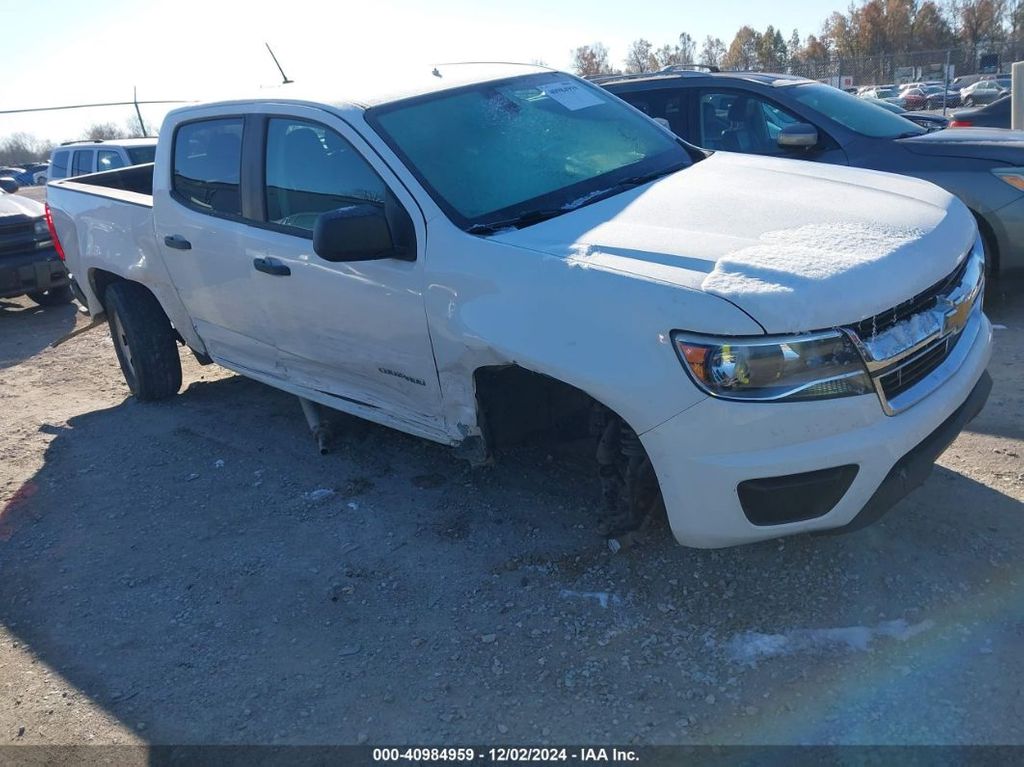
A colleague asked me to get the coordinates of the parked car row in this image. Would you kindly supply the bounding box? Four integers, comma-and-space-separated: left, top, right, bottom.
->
951, 96, 1011, 129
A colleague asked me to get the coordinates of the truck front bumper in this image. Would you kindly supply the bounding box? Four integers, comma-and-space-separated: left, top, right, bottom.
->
0, 247, 68, 299
642, 312, 993, 548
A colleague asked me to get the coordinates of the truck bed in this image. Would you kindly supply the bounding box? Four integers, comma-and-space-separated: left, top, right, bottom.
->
51, 163, 154, 207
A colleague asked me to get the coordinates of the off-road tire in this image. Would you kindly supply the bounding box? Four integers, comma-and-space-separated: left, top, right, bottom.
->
27, 285, 73, 306
105, 281, 182, 401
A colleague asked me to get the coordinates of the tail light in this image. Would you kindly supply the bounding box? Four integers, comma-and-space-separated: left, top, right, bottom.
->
949, 119, 973, 127
44, 203, 65, 261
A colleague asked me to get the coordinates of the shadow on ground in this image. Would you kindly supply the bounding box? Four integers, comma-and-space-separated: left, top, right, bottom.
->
0, 369, 1022, 744
0, 298, 78, 370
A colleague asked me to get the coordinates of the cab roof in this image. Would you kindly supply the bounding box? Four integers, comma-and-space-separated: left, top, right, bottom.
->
244, 62, 553, 111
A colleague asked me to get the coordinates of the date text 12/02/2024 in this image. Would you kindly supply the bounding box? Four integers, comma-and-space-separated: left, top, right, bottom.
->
372, 747, 640, 762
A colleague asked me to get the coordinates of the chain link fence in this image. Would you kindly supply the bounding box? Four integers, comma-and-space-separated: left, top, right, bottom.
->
788, 40, 1024, 86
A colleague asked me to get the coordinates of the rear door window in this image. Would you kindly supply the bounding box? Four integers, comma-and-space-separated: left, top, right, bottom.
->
616, 89, 692, 140
172, 118, 243, 216
50, 151, 69, 179
97, 150, 125, 172
71, 150, 94, 176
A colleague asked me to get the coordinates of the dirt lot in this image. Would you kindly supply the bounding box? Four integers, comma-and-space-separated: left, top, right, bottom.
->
0, 255, 1022, 745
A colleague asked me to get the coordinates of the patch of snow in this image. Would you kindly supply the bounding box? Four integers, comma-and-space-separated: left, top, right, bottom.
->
992, 324, 1007, 330
213, 459, 225, 469
302, 488, 335, 503
862, 309, 943, 360
702, 222, 925, 332
725, 618, 935, 664
559, 589, 621, 609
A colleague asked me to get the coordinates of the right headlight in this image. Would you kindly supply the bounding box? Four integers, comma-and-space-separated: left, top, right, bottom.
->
672, 330, 873, 402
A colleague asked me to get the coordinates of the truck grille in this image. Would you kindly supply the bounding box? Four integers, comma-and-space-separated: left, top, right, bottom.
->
0, 219, 38, 257
845, 242, 984, 415
877, 330, 965, 401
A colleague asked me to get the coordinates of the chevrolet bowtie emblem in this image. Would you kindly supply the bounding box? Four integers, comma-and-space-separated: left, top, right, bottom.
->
942, 297, 973, 336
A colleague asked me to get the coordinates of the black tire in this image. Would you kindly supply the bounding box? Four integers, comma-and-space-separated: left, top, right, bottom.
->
27, 285, 73, 306
105, 281, 182, 401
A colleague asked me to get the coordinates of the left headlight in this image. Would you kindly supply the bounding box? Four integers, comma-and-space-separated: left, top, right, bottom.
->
672, 330, 873, 402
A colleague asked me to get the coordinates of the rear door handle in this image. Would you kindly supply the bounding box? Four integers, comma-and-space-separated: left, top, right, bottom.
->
253, 257, 291, 277
164, 234, 191, 250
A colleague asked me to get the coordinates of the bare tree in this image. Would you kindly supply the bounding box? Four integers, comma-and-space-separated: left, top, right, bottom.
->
624, 38, 658, 73
0, 133, 55, 165
84, 122, 128, 141
700, 35, 727, 67
571, 43, 614, 76
677, 32, 697, 63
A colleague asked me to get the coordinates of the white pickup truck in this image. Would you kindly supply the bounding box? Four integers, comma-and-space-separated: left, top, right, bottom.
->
45, 64, 992, 548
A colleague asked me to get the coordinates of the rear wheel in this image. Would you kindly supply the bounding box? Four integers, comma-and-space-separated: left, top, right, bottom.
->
27, 285, 73, 306
105, 281, 182, 401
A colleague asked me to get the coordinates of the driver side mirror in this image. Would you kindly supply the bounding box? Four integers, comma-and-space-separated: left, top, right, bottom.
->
313, 203, 412, 262
0, 177, 19, 194
777, 123, 819, 149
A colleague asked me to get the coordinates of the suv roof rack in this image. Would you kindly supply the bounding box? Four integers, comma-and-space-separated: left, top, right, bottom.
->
586, 64, 719, 85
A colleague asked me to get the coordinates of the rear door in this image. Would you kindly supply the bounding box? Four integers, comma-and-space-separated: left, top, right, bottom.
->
152, 115, 280, 378
236, 107, 443, 429
70, 149, 94, 177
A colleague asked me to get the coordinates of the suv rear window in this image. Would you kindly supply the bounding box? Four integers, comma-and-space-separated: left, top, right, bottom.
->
50, 151, 69, 179
172, 118, 243, 216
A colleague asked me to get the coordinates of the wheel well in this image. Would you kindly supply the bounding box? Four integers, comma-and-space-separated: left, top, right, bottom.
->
972, 210, 1000, 275
473, 365, 599, 450
89, 268, 127, 310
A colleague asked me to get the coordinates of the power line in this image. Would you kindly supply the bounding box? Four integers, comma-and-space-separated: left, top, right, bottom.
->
0, 100, 190, 115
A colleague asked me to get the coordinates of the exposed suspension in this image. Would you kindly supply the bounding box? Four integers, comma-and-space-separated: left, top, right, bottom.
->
592, 405, 664, 545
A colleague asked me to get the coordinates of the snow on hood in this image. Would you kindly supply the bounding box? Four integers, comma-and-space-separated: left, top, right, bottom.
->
0, 192, 44, 220
494, 152, 975, 333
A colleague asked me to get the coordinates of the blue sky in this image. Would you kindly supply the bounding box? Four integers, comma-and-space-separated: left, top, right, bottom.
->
2, 0, 836, 141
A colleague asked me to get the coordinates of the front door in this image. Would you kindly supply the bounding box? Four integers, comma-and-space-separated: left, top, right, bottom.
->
238, 109, 443, 430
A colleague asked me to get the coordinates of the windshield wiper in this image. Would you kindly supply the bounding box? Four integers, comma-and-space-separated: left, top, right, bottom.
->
466, 209, 566, 235
610, 162, 689, 192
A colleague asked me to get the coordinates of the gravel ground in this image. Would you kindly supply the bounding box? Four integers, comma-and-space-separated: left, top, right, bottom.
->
0, 258, 1021, 746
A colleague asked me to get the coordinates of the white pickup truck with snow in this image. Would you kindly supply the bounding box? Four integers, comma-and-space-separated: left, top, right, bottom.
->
45, 64, 992, 548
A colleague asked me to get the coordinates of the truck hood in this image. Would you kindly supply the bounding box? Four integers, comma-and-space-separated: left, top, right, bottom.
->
898, 126, 1024, 163
493, 152, 975, 334
0, 192, 44, 220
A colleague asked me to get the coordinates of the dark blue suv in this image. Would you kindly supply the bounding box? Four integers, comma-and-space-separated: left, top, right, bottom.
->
600, 68, 1024, 273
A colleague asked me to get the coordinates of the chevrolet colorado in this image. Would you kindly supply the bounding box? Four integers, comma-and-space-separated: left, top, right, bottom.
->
45, 65, 992, 548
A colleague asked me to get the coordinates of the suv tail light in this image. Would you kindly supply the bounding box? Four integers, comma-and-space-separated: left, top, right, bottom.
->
949, 119, 973, 127
44, 203, 65, 261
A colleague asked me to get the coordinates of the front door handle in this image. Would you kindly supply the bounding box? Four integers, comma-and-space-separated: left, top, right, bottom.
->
253, 257, 291, 277
164, 234, 192, 250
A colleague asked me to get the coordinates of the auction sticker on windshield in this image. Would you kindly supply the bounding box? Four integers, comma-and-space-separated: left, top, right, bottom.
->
540, 80, 604, 110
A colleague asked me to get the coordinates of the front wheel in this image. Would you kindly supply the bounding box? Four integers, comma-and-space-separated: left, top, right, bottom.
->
27, 285, 73, 306
105, 281, 182, 401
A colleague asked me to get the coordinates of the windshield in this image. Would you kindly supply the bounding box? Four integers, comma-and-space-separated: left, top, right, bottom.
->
126, 146, 156, 165
367, 73, 691, 228
788, 82, 925, 138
